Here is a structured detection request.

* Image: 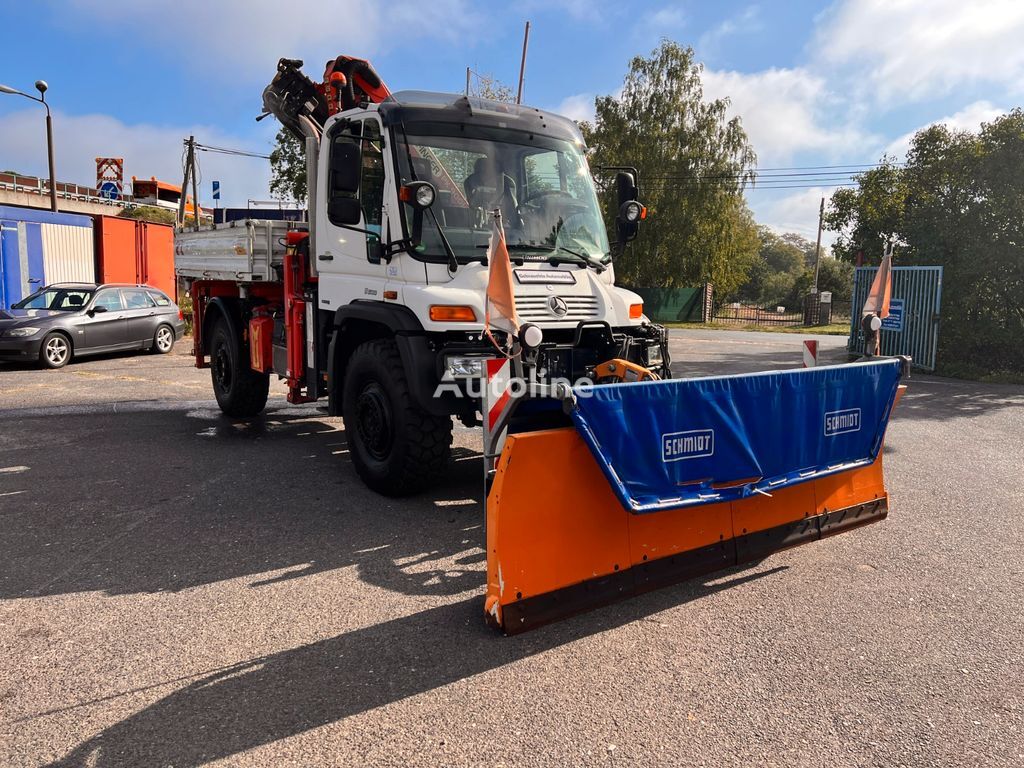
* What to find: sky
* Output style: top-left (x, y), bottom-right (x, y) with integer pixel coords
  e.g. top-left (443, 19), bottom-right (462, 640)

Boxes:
top-left (1, 0), bottom-right (1022, 243)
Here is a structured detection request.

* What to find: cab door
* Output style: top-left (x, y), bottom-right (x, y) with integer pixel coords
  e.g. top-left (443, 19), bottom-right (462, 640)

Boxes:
top-left (315, 115), bottom-right (392, 312)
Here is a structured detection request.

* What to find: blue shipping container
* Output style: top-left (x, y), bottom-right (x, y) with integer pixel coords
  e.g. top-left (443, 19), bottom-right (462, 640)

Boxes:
top-left (0, 206), bottom-right (95, 309)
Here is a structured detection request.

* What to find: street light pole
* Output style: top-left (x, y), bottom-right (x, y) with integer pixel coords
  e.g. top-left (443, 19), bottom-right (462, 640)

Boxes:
top-left (0, 79), bottom-right (58, 212)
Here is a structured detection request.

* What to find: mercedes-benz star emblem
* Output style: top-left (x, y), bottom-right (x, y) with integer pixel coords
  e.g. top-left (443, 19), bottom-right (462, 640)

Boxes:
top-left (548, 296), bottom-right (569, 317)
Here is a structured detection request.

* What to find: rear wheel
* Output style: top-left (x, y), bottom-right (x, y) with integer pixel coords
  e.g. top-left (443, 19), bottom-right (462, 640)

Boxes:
top-left (209, 319), bottom-right (269, 417)
top-left (39, 332), bottom-right (71, 369)
top-left (342, 338), bottom-right (452, 496)
top-left (152, 324), bottom-right (175, 354)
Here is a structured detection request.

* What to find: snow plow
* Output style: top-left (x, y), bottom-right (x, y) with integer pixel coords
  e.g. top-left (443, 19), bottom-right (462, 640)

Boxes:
top-left (482, 355), bottom-right (908, 633)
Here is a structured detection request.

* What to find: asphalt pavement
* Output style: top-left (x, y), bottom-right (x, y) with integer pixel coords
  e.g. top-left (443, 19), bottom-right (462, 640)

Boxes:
top-left (1, 330), bottom-right (1022, 767)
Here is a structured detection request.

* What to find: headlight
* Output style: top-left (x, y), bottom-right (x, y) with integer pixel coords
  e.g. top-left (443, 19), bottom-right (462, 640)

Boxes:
top-left (444, 355), bottom-right (487, 379)
top-left (646, 343), bottom-right (663, 367)
top-left (3, 327), bottom-right (40, 338)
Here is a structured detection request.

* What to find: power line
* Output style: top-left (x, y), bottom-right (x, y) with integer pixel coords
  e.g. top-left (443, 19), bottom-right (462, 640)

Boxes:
top-left (194, 142), bottom-right (271, 160)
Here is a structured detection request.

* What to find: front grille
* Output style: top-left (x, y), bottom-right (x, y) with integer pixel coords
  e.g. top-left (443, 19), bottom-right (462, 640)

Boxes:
top-left (516, 295), bottom-right (600, 323)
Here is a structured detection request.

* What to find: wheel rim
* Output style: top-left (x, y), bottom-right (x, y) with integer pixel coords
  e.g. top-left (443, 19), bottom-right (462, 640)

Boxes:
top-left (156, 327), bottom-right (173, 351)
top-left (354, 382), bottom-right (394, 461)
top-left (45, 337), bottom-right (68, 366)
top-left (212, 342), bottom-right (232, 394)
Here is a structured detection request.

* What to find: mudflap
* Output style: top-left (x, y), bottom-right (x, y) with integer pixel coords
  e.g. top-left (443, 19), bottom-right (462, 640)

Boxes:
top-left (484, 363), bottom-right (906, 635)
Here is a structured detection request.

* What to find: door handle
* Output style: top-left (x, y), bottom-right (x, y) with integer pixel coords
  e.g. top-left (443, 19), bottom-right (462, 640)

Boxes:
top-left (319, 253), bottom-right (334, 261)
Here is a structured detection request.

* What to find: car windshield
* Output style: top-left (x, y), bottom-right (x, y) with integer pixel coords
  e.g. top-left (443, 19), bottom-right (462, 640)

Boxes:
top-left (395, 124), bottom-right (610, 266)
top-left (13, 288), bottom-right (93, 311)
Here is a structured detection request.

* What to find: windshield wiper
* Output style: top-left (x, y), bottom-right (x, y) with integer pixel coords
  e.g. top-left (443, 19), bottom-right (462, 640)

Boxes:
top-left (549, 245), bottom-right (607, 273)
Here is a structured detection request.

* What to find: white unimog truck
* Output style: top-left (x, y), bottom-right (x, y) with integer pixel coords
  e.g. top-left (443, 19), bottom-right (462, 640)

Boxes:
top-left (174, 57), bottom-right (668, 496)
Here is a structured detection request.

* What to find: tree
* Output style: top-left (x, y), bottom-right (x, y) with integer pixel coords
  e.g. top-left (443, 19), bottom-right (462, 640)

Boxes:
top-left (471, 73), bottom-right (515, 103)
top-left (580, 41), bottom-right (759, 294)
top-left (269, 128), bottom-right (307, 206)
top-left (825, 158), bottom-right (907, 264)
top-left (825, 110), bottom-right (1024, 375)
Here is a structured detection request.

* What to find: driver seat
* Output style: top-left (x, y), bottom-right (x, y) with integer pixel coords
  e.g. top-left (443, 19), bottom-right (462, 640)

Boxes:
top-left (464, 158), bottom-right (519, 224)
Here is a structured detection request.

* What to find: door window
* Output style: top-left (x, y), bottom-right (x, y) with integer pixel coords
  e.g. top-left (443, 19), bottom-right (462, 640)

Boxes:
top-left (122, 289), bottom-right (156, 309)
top-left (360, 121), bottom-right (384, 228)
top-left (92, 290), bottom-right (125, 311)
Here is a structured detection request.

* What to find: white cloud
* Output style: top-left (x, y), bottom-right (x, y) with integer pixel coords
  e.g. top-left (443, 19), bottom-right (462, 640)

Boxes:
top-left (750, 187), bottom-right (838, 245)
top-left (63, 0), bottom-right (482, 82)
top-left (816, 0), bottom-right (1024, 104)
top-left (0, 109), bottom-right (274, 207)
top-left (698, 5), bottom-right (761, 56)
top-left (552, 93), bottom-right (596, 123)
top-left (701, 67), bottom-right (877, 165)
top-left (882, 99), bottom-right (1006, 158)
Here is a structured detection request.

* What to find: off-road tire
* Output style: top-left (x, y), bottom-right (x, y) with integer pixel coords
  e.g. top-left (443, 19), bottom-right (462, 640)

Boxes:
top-left (209, 319), bottom-right (269, 417)
top-left (342, 338), bottom-right (452, 496)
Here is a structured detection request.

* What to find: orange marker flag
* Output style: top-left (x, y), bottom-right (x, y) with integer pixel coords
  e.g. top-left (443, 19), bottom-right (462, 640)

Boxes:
top-left (863, 241), bottom-right (893, 319)
top-left (485, 210), bottom-right (519, 335)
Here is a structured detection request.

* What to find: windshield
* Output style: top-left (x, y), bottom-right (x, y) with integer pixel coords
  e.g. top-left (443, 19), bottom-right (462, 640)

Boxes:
top-left (396, 124), bottom-right (610, 266)
top-left (13, 287), bottom-right (93, 311)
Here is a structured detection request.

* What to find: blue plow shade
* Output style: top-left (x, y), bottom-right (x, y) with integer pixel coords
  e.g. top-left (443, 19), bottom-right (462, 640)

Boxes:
top-left (569, 359), bottom-right (902, 514)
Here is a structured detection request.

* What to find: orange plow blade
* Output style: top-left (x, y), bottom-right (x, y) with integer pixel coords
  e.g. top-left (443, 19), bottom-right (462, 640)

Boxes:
top-left (484, 386), bottom-right (903, 634)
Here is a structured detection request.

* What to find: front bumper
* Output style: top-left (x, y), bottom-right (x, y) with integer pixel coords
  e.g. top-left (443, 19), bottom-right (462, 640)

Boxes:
top-left (0, 336), bottom-right (43, 361)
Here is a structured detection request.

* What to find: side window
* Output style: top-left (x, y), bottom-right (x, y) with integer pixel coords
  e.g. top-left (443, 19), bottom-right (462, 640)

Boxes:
top-left (360, 121), bottom-right (384, 228)
top-left (93, 290), bottom-right (125, 311)
top-left (149, 292), bottom-right (171, 306)
top-left (122, 289), bottom-right (155, 309)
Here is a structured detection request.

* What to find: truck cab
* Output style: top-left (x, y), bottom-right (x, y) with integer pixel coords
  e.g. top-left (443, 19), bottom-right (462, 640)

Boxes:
top-left (176, 88), bottom-right (668, 496)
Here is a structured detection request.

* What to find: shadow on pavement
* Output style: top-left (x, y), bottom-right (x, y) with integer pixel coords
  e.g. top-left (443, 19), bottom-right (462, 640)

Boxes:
top-left (0, 408), bottom-right (485, 601)
top-left (43, 565), bottom-right (783, 768)
top-left (892, 376), bottom-right (1024, 422)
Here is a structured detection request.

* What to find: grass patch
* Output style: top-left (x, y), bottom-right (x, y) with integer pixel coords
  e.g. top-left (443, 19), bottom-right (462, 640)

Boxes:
top-left (664, 321), bottom-right (851, 336)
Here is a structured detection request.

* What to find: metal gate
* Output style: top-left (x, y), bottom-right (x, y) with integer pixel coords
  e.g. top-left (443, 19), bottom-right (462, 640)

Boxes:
top-left (849, 266), bottom-right (943, 370)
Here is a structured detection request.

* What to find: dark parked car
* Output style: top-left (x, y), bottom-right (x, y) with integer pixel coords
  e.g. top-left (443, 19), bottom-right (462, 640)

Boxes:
top-left (0, 283), bottom-right (187, 369)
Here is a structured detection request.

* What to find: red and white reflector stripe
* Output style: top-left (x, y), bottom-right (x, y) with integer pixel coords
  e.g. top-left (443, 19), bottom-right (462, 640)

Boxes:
top-left (485, 358), bottom-right (513, 430)
top-left (802, 339), bottom-right (818, 368)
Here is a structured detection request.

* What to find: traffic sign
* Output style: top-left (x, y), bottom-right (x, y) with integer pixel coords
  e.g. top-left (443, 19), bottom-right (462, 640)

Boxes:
top-left (98, 181), bottom-right (120, 200)
top-left (212, 180), bottom-right (221, 200)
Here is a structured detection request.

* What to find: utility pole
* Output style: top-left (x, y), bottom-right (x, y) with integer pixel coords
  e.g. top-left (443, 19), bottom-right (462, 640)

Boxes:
top-left (465, 67), bottom-right (471, 97)
top-left (811, 197), bottom-right (824, 293)
top-left (516, 21), bottom-right (531, 105)
top-left (190, 137), bottom-right (201, 231)
top-left (178, 136), bottom-right (195, 229)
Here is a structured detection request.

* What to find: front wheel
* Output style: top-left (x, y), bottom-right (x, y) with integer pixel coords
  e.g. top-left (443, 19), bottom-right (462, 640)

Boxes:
top-left (39, 332), bottom-right (71, 369)
top-left (342, 339), bottom-right (452, 496)
top-left (209, 319), bottom-right (269, 417)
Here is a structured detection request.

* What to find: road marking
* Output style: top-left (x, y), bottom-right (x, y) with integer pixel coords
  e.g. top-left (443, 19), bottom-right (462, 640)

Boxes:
top-left (0, 466), bottom-right (29, 475)
top-left (0, 490), bottom-right (26, 497)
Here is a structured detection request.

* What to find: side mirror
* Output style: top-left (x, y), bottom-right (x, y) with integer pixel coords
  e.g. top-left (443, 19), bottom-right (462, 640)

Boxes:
top-left (614, 171), bottom-right (644, 244)
top-left (328, 141), bottom-right (361, 196)
top-left (327, 197), bottom-right (363, 225)
top-left (400, 181), bottom-right (436, 245)
top-left (89, 305), bottom-right (108, 316)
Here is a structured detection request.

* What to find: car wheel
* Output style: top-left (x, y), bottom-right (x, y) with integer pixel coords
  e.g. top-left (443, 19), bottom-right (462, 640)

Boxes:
top-left (342, 338), bottom-right (452, 496)
top-left (39, 332), bottom-right (72, 369)
top-left (152, 324), bottom-right (175, 354)
top-left (209, 318), bottom-right (269, 417)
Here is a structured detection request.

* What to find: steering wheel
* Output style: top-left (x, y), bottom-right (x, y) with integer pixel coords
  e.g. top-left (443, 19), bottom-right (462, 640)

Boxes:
top-left (522, 189), bottom-right (583, 206)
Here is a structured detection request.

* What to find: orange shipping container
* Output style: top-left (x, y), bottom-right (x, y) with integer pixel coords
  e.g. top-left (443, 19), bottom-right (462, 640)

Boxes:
top-left (93, 215), bottom-right (176, 299)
